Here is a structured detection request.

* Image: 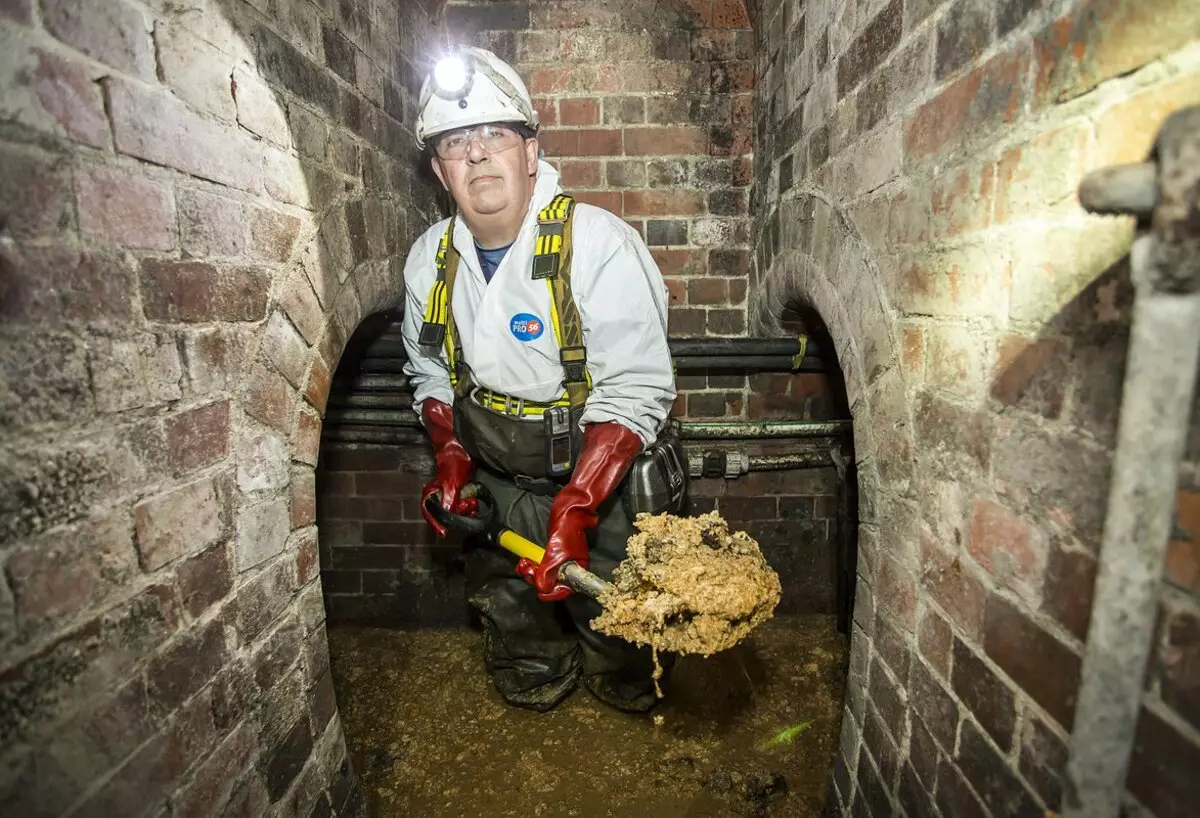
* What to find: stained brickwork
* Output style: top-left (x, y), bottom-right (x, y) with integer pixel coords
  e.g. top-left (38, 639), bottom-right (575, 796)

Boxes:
top-left (751, 0), bottom-right (1200, 816)
top-left (0, 0), bottom-right (445, 814)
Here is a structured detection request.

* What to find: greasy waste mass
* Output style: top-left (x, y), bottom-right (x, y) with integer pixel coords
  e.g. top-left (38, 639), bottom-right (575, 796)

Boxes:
top-left (330, 616), bottom-right (847, 818)
top-left (592, 511), bottom-right (782, 690)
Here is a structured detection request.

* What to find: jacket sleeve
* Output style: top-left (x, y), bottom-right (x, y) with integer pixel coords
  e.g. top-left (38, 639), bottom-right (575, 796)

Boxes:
top-left (400, 233), bottom-right (456, 420)
top-left (572, 223), bottom-right (676, 447)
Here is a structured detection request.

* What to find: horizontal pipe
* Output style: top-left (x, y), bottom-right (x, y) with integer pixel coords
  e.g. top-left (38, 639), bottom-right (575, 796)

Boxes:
top-left (672, 355), bottom-right (826, 372)
top-left (324, 408), bottom-right (419, 427)
top-left (360, 336), bottom-right (827, 361)
top-left (321, 427), bottom-right (429, 446)
top-left (749, 452), bottom-right (833, 470)
top-left (675, 420), bottom-right (851, 439)
top-left (353, 353), bottom-right (829, 375)
top-left (330, 374), bottom-right (411, 392)
top-left (326, 393), bottom-right (414, 410)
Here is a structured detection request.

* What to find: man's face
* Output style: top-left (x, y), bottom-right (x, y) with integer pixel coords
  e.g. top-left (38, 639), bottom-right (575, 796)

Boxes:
top-left (430, 123), bottom-right (538, 222)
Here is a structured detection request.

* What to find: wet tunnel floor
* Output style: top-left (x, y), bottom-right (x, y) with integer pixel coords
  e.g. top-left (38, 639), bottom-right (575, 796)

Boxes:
top-left (328, 615), bottom-right (848, 817)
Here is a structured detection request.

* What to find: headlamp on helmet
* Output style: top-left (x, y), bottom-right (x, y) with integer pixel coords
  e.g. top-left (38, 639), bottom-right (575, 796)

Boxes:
top-left (432, 52), bottom-right (474, 103)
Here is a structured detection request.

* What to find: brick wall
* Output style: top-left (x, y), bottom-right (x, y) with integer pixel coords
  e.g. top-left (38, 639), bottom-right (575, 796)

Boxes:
top-left (0, 0), bottom-right (445, 814)
top-left (750, 0), bottom-right (1200, 816)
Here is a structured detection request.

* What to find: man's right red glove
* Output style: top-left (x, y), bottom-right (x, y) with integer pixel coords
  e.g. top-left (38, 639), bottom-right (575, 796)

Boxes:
top-left (419, 398), bottom-right (477, 536)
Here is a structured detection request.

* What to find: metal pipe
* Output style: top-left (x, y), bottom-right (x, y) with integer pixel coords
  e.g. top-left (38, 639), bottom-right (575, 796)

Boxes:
top-left (324, 408), bottom-right (419, 427)
top-left (326, 393), bottom-right (414, 409)
top-left (358, 335), bottom-right (827, 361)
top-left (1065, 106), bottom-right (1200, 818)
top-left (675, 420), bottom-right (851, 440)
top-left (330, 374), bottom-right (411, 392)
top-left (672, 355), bottom-right (824, 372)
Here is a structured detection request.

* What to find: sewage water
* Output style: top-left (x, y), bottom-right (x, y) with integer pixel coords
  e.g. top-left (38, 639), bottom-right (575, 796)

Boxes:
top-left (329, 615), bottom-right (848, 817)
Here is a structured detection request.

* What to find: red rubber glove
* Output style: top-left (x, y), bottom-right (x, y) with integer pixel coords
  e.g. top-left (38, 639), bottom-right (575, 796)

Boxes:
top-left (516, 421), bottom-right (644, 601)
top-left (419, 398), bottom-right (477, 536)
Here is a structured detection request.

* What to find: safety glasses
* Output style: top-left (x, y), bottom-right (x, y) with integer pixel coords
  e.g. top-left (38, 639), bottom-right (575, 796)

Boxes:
top-left (434, 123), bottom-right (524, 160)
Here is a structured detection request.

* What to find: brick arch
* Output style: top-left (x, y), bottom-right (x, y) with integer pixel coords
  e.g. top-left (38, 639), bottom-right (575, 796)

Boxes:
top-left (750, 186), bottom-right (926, 807)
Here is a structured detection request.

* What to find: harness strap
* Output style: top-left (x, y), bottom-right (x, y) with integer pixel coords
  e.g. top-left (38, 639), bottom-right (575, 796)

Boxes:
top-left (417, 194), bottom-right (589, 409)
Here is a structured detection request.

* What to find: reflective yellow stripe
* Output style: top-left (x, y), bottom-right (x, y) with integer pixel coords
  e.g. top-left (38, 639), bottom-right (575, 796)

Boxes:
top-left (475, 388), bottom-right (570, 417)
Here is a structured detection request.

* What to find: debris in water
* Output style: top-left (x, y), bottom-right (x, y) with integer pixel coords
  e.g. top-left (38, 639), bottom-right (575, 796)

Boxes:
top-left (761, 721), bottom-right (814, 749)
top-left (591, 511), bottom-right (782, 693)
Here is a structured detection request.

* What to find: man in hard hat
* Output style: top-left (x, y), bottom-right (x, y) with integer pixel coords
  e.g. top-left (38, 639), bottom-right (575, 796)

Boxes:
top-left (400, 47), bottom-right (679, 713)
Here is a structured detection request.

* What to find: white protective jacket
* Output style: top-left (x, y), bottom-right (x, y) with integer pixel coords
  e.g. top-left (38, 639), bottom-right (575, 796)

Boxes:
top-left (400, 160), bottom-right (676, 446)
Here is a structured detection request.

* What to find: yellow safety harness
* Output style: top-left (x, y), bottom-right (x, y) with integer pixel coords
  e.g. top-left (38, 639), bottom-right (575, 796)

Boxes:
top-left (417, 194), bottom-right (591, 417)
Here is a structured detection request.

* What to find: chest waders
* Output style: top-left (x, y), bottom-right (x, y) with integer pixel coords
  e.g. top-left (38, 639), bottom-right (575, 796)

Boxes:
top-left (418, 195), bottom-right (688, 513)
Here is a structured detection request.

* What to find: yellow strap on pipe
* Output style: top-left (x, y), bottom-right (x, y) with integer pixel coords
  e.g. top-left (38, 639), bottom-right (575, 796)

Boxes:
top-left (496, 529), bottom-right (546, 564)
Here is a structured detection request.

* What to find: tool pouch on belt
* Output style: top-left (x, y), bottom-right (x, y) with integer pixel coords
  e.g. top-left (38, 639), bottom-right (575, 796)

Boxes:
top-left (453, 393), bottom-right (583, 481)
top-left (622, 425), bottom-right (688, 517)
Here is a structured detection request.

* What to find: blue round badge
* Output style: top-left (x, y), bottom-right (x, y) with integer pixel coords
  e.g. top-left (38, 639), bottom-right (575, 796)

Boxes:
top-left (510, 313), bottom-right (545, 342)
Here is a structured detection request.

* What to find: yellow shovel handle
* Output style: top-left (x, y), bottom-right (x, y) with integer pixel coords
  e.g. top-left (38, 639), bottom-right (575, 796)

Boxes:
top-left (497, 529), bottom-right (546, 564)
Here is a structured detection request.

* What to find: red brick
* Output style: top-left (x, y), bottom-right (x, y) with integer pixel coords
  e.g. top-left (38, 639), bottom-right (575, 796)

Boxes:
top-left (712, 0), bottom-right (750, 27)
top-left (105, 76), bottom-right (261, 193)
top-left (991, 333), bottom-right (1068, 419)
top-left (294, 406), bottom-right (321, 466)
top-left (249, 207), bottom-right (301, 263)
top-left (0, 145), bottom-right (74, 239)
top-left (537, 129), bottom-right (578, 156)
top-left (1094, 73), bottom-right (1200, 167)
top-left (878, 555), bottom-right (918, 631)
top-left (530, 67), bottom-right (569, 94)
top-left (929, 162), bottom-right (995, 240)
top-left (576, 128), bottom-right (622, 156)
top-left (4, 245), bottom-right (135, 326)
top-left (671, 307), bottom-right (707, 338)
top-left (994, 124), bottom-right (1090, 224)
top-left (279, 270), bottom-right (324, 348)
top-left (304, 354), bottom-right (332, 415)
top-left (295, 529), bottom-right (319, 587)
top-left (687, 278), bottom-right (728, 305)
top-left (920, 534), bottom-right (987, 639)
top-left (951, 638), bottom-right (1017, 751)
top-left (625, 126), bottom-right (708, 156)
top-left (1159, 606), bottom-right (1200, 733)
top-left (728, 279), bottom-right (747, 305)
top-left (532, 96), bottom-right (557, 126)
top-left (32, 48), bottom-right (110, 148)
top-left (76, 166), bottom-right (176, 251)
top-left (43, 0), bottom-right (154, 80)
top-left (7, 513), bottom-right (136, 627)
top-left (178, 189), bottom-right (246, 259)
top-left (732, 156), bottom-right (752, 186)
top-left (560, 97), bottom-right (600, 126)
top-left (1034, 0), bottom-right (1199, 107)
top-left (652, 249), bottom-right (707, 277)
top-left (1128, 705), bottom-right (1200, 818)
top-left (1043, 544), bottom-right (1097, 643)
top-left (290, 471), bottom-right (316, 530)
top-left (664, 277), bottom-right (687, 306)
top-left (141, 260), bottom-right (271, 323)
top-left (905, 44), bottom-right (1030, 158)
top-left (560, 159), bottom-right (601, 188)
top-left (135, 477), bottom-right (223, 571)
top-left (919, 606), bottom-right (953, 678)
top-left (968, 498), bottom-right (1046, 603)
top-left (1166, 489), bottom-right (1200, 593)
top-left (245, 364), bottom-right (296, 434)
top-left (165, 400), bottom-right (231, 475)
top-left (624, 189), bottom-right (705, 217)
top-left (573, 190), bottom-right (622, 214)
top-left (984, 594), bottom-right (1081, 729)
top-left (177, 544), bottom-right (232, 619)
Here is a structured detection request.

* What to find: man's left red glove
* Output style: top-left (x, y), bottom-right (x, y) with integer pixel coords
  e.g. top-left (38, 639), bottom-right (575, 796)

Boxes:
top-left (516, 421), bottom-right (644, 601)
top-left (419, 398), bottom-right (478, 536)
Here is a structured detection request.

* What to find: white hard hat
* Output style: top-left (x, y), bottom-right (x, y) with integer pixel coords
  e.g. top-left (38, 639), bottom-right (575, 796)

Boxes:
top-left (415, 47), bottom-right (539, 148)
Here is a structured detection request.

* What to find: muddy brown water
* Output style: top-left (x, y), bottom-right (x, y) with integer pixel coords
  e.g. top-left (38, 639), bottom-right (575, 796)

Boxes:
top-left (329, 615), bottom-right (848, 817)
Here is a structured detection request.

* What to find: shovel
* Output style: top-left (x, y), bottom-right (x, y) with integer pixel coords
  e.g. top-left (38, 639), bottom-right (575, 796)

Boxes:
top-left (423, 482), bottom-right (613, 601)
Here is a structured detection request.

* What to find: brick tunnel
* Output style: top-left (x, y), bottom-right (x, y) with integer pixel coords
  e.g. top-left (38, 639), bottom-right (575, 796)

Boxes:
top-left (1, 1), bottom-right (1199, 817)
